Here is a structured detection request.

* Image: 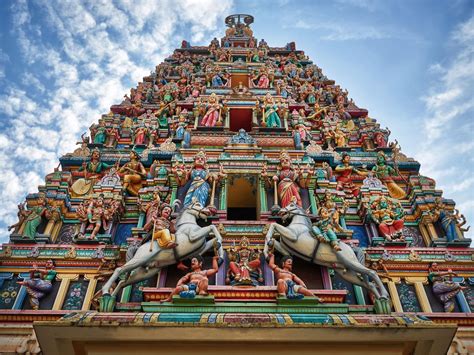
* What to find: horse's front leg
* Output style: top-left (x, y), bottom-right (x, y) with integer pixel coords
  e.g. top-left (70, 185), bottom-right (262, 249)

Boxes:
top-left (263, 223), bottom-right (276, 258)
top-left (273, 224), bottom-right (298, 242)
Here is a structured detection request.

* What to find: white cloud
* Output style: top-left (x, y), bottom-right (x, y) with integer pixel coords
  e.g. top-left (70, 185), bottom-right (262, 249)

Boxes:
top-left (0, 0), bottom-right (234, 243)
top-left (415, 15), bottom-right (474, 240)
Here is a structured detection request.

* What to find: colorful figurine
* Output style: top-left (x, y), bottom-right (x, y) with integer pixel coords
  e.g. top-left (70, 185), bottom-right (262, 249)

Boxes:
top-left (19, 260), bottom-right (57, 310)
top-left (429, 263), bottom-right (466, 312)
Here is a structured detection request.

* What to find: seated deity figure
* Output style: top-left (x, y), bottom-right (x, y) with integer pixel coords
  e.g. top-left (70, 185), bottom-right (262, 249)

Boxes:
top-left (105, 125), bottom-right (120, 148)
top-left (226, 237), bottom-right (263, 286)
top-left (367, 196), bottom-right (405, 241)
top-left (268, 253), bottom-right (317, 300)
top-left (162, 255), bottom-right (219, 302)
top-left (372, 151), bottom-right (406, 200)
top-left (77, 194), bottom-right (119, 240)
top-left (118, 150), bottom-right (147, 196)
top-left (429, 263), bottom-right (466, 312)
top-left (18, 260), bottom-right (57, 310)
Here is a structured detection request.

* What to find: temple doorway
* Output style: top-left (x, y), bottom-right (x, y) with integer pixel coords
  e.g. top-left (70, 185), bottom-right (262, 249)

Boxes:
top-left (230, 108), bottom-right (253, 132)
top-left (227, 174), bottom-right (258, 220)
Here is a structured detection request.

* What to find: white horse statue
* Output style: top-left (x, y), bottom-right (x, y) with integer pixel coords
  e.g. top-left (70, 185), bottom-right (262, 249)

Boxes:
top-left (263, 202), bottom-right (391, 313)
top-left (99, 200), bottom-right (224, 311)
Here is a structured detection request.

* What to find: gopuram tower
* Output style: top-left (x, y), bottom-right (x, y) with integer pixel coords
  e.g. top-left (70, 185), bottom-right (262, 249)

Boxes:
top-left (1, 14), bottom-right (473, 354)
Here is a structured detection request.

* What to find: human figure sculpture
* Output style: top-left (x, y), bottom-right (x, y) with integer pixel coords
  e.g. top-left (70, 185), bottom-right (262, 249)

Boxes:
top-left (429, 197), bottom-right (470, 242)
top-left (429, 263), bottom-right (466, 312)
top-left (262, 150), bottom-right (306, 208)
top-left (92, 121), bottom-right (107, 145)
top-left (311, 207), bottom-right (342, 251)
top-left (201, 93), bottom-right (221, 127)
top-left (226, 237), bottom-right (263, 286)
top-left (105, 126), bottom-right (120, 148)
top-left (334, 153), bottom-right (368, 198)
top-left (372, 151), bottom-right (406, 199)
top-left (8, 202), bottom-right (28, 233)
top-left (18, 260), bottom-right (57, 310)
top-left (318, 190), bottom-right (349, 233)
top-left (133, 124), bottom-right (148, 145)
top-left (268, 253), bottom-right (316, 299)
top-left (162, 255), bottom-right (219, 302)
top-left (72, 148), bottom-right (114, 196)
top-left (118, 150), bottom-right (147, 196)
top-left (144, 203), bottom-right (177, 251)
top-left (78, 194), bottom-right (120, 240)
top-left (263, 93), bottom-right (281, 128)
top-left (367, 196), bottom-right (405, 241)
top-left (22, 194), bottom-right (51, 240)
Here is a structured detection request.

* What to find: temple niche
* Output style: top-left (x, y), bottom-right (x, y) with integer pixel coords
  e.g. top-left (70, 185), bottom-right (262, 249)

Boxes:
top-left (1, 13), bottom-right (473, 355)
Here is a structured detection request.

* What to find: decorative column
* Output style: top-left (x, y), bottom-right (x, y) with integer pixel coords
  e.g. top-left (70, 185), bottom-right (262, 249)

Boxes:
top-left (12, 272), bottom-right (31, 310)
top-left (81, 275), bottom-right (98, 311)
top-left (406, 277), bottom-right (432, 313)
top-left (52, 274), bottom-right (79, 310)
top-left (259, 177), bottom-right (268, 213)
top-left (219, 177), bottom-right (227, 211)
top-left (385, 277), bottom-right (402, 312)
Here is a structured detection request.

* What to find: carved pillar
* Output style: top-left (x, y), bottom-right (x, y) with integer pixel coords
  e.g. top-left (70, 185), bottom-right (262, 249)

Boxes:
top-left (13, 272), bottom-right (31, 310)
top-left (52, 274), bottom-right (79, 310)
top-left (259, 177), bottom-right (268, 212)
top-left (406, 277), bottom-right (432, 313)
top-left (82, 275), bottom-right (98, 311)
top-left (219, 177), bottom-right (227, 211)
top-left (385, 277), bottom-right (402, 312)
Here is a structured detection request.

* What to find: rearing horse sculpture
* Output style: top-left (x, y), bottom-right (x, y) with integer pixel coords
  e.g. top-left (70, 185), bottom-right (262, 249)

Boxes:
top-left (99, 200), bottom-right (224, 311)
top-left (263, 202), bottom-right (391, 313)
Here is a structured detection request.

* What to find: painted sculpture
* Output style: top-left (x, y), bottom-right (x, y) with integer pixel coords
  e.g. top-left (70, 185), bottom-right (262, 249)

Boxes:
top-left (19, 260), bottom-right (57, 310)
top-left (226, 237), bottom-right (263, 286)
top-left (367, 195), bottom-right (405, 241)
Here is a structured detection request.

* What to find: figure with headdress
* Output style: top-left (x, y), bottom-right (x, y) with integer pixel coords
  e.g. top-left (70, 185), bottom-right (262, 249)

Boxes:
top-left (118, 150), bottom-right (147, 196)
top-left (181, 150), bottom-right (212, 207)
top-left (200, 93), bottom-right (221, 127)
top-left (144, 203), bottom-right (177, 251)
top-left (262, 93), bottom-right (281, 128)
top-left (429, 263), bottom-right (466, 312)
top-left (18, 260), bottom-right (57, 310)
top-left (226, 237), bottom-right (263, 286)
top-left (22, 194), bottom-right (51, 240)
top-left (367, 195), bottom-right (405, 241)
top-left (334, 153), bottom-right (368, 198)
top-left (372, 151), bottom-right (406, 199)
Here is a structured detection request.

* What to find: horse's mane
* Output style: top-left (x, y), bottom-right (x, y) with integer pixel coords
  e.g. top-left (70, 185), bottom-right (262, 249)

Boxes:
top-left (290, 205), bottom-right (313, 229)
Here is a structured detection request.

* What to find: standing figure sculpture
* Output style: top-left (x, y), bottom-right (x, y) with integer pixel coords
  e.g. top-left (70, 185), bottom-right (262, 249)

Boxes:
top-left (372, 151), bottom-right (406, 199)
top-left (429, 263), bottom-right (466, 312)
top-left (22, 194), bottom-right (50, 240)
top-left (200, 93), bottom-right (221, 127)
top-left (428, 197), bottom-right (470, 242)
top-left (263, 93), bottom-right (281, 128)
top-left (183, 150), bottom-right (211, 207)
top-left (163, 255), bottom-right (219, 302)
top-left (263, 150), bottom-right (306, 208)
top-left (119, 150), bottom-right (147, 196)
top-left (19, 260), bottom-right (57, 310)
top-left (268, 253), bottom-right (315, 299)
top-left (334, 153), bottom-right (367, 198)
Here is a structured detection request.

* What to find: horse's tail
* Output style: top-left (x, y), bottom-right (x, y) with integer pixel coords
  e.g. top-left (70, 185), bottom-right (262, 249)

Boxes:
top-left (126, 244), bottom-right (140, 262)
top-left (172, 199), bottom-right (182, 212)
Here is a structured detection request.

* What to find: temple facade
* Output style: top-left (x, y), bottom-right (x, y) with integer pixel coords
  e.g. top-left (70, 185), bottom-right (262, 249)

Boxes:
top-left (1, 14), bottom-right (473, 354)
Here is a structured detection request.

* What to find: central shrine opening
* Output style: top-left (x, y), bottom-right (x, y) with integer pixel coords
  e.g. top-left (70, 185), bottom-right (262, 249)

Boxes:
top-left (227, 174), bottom-right (258, 220)
top-left (229, 108), bottom-right (253, 132)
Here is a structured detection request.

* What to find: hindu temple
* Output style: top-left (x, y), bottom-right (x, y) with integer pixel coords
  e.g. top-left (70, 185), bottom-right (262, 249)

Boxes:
top-left (1, 14), bottom-right (473, 354)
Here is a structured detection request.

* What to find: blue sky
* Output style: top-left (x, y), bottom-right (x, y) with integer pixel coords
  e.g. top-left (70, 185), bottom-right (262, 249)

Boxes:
top-left (0, 0), bottom-right (472, 243)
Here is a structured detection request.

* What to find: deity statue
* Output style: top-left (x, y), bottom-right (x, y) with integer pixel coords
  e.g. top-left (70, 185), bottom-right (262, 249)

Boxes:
top-left (200, 93), bottom-right (221, 127)
top-left (367, 195), bottom-right (405, 241)
top-left (372, 151), bottom-right (406, 199)
top-left (180, 150), bottom-right (211, 207)
top-left (22, 194), bottom-right (52, 240)
top-left (334, 153), bottom-right (368, 197)
top-left (105, 125), bottom-right (120, 148)
top-left (132, 124), bottom-right (148, 145)
top-left (155, 101), bottom-right (171, 128)
top-left (429, 263), bottom-right (466, 312)
top-left (318, 190), bottom-right (349, 233)
top-left (139, 188), bottom-right (162, 227)
top-left (18, 260), bottom-right (57, 310)
top-left (262, 150), bottom-right (306, 208)
top-left (8, 202), bottom-right (28, 234)
top-left (143, 203), bottom-right (177, 251)
top-left (174, 109), bottom-right (189, 139)
top-left (148, 160), bottom-right (168, 179)
top-left (226, 237), bottom-right (263, 286)
top-left (77, 194), bottom-right (121, 240)
top-left (118, 150), bottom-right (147, 196)
top-left (262, 93), bottom-right (281, 128)
top-left (327, 125), bottom-right (347, 148)
top-left (428, 197), bottom-right (470, 242)
top-left (91, 121), bottom-right (107, 145)
top-left (311, 207), bottom-right (342, 251)
top-left (162, 255), bottom-right (219, 302)
top-left (268, 253), bottom-right (316, 299)
top-left (71, 149), bottom-right (114, 197)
